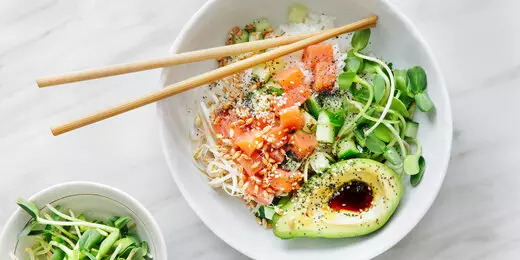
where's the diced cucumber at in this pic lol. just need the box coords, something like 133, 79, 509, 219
252, 63, 271, 83
266, 58, 285, 74
336, 139, 360, 159
249, 31, 263, 42
304, 96, 321, 119
302, 111, 317, 134
383, 146, 402, 165
316, 111, 335, 144
310, 152, 330, 174
373, 124, 392, 143
233, 29, 249, 44
288, 3, 309, 23
354, 128, 366, 147
405, 121, 419, 138
254, 18, 271, 33
327, 111, 345, 132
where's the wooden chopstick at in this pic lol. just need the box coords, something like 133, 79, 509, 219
51, 15, 377, 136
37, 24, 375, 88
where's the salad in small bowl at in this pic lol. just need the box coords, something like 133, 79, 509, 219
0, 182, 167, 260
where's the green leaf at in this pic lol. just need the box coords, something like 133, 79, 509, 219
112, 237, 137, 255
107, 216, 119, 227
338, 71, 356, 90
114, 216, 133, 229
415, 92, 434, 112
403, 154, 421, 175
345, 52, 364, 73
410, 156, 426, 186
351, 29, 371, 51
390, 97, 410, 117
16, 198, 40, 219
393, 69, 407, 93
373, 124, 392, 143
51, 248, 66, 260
365, 133, 386, 154
97, 230, 120, 259
78, 229, 104, 250
362, 61, 378, 74
398, 93, 415, 108
372, 74, 386, 103
407, 66, 427, 94
140, 241, 149, 256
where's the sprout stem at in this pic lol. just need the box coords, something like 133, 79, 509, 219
355, 52, 395, 136
37, 218, 118, 233
338, 79, 374, 137
383, 122, 407, 158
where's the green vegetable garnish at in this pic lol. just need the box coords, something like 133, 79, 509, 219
407, 66, 434, 112
13, 200, 151, 260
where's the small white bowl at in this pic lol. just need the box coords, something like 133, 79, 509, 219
0, 182, 167, 259
158, 0, 452, 259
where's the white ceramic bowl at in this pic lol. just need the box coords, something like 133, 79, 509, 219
0, 182, 167, 259
158, 0, 452, 259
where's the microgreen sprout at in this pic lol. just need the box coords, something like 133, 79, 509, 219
13, 199, 152, 260
407, 66, 434, 112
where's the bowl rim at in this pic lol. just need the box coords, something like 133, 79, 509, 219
0, 181, 168, 259
158, 0, 453, 259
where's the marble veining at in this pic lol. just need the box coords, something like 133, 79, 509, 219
1, 0, 520, 259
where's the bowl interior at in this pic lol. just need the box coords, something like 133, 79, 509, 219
158, 0, 452, 259
0, 182, 166, 259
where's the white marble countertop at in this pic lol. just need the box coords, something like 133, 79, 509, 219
1, 0, 519, 259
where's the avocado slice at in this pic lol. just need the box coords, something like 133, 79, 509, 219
272, 158, 402, 239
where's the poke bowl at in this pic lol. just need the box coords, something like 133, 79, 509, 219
158, 0, 452, 259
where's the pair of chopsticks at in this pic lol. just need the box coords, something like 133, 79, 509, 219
41, 16, 377, 136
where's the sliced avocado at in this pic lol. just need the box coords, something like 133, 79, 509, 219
273, 159, 402, 239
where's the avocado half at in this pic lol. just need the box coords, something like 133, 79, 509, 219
272, 158, 403, 239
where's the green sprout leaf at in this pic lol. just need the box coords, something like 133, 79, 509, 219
351, 29, 371, 51
50, 248, 66, 260
372, 74, 386, 103
365, 133, 386, 154
410, 156, 426, 186
78, 229, 104, 250
112, 237, 137, 256
97, 230, 120, 259
345, 51, 364, 73
393, 69, 407, 93
415, 92, 434, 112
403, 154, 421, 175
114, 216, 132, 229
338, 71, 356, 90
373, 124, 392, 143
16, 198, 40, 219
407, 66, 427, 94
362, 61, 378, 74
390, 97, 410, 117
